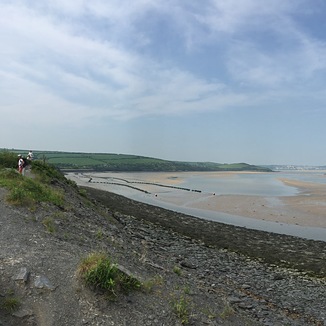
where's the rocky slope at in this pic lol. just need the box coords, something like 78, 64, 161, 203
0, 176, 325, 326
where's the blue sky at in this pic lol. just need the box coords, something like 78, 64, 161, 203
1, 1, 326, 165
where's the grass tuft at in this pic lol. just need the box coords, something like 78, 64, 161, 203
170, 294, 191, 324
1, 297, 20, 313
173, 266, 182, 276
220, 301, 235, 319
78, 252, 141, 296
42, 217, 56, 233
141, 275, 164, 293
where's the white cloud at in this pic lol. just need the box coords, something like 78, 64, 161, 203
1, 1, 248, 122
1, 0, 326, 127
226, 33, 326, 87
0, 70, 92, 126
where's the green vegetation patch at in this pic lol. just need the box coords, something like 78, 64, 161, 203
78, 252, 141, 296
31, 161, 68, 183
170, 294, 192, 324
42, 217, 56, 233
0, 168, 64, 207
0, 296, 20, 313
173, 266, 182, 276
0, 151, 17, 169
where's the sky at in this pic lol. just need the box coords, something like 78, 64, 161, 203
1, 0, 326, 166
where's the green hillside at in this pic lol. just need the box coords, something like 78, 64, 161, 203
1, 149, 272, 172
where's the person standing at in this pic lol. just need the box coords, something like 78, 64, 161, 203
18, 154, 25, 175
27, 150, 34, 161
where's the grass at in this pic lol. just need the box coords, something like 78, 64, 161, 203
170, 294, 191, 325
220, 301, 235, 319
173, 266, 182, 276
78, 252, 142, 296
0, 169, 64, 207
0, 154, 66, 208
0, 151, 17, 169
78, 188, 88, 197
42, 217, 56, 233
183, 285, 190, 295
96, 229, 104, 239
141, 275, 164, 293
31, 160, 71, 185
201, 307, 217, 320
1, 297, 20, 313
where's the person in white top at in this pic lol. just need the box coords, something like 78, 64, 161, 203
27, 150, 34, 161
18, 155, 25, 175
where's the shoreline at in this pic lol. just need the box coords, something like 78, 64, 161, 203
82, 186, 326, 278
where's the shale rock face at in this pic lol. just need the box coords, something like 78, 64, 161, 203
0, 182, 325, 326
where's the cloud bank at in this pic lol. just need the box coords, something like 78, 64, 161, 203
1, 0, 326, 126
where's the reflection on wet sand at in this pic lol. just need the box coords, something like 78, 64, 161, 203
66, 172, 326, 230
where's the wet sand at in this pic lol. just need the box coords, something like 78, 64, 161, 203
66, 171, 326, 229
161, 179, 326, 228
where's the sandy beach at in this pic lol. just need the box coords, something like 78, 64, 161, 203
67, 171, 326, 229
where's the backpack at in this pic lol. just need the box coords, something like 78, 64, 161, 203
23, 158, 28, 168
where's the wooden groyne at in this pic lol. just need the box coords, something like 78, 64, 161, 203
85, 175, 202, 194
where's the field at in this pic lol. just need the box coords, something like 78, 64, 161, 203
1, 149, 271, 172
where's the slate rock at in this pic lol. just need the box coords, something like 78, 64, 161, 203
34, 275, 56, 290
14, 267, 30, 282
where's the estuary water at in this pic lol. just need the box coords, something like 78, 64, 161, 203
68, 171, 326, 241
177, 171, 326, 196
176, 172, 298, 196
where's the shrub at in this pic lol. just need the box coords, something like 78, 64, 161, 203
31, 161, 66, 184
0, 151, 18, 169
